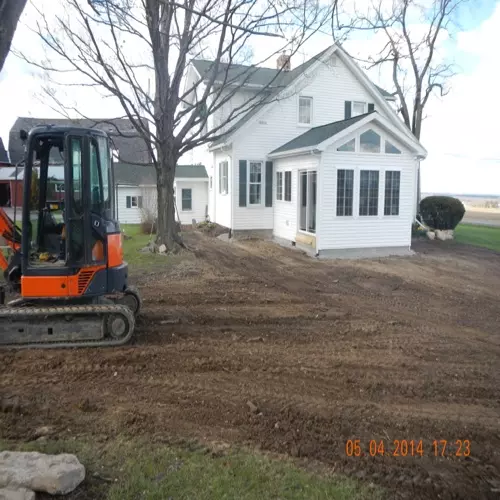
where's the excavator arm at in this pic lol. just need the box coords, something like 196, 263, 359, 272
0, 207, 21, 272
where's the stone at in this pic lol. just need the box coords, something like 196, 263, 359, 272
426, 231, 435, 240
0, 488, 35, 500
158, 244, 167, 254
246, 401, 259, 414
443, 229, 454, 240
0, 451, 85, 495
435, 230, 446, 241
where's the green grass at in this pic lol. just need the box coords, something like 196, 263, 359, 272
121, 224, 158, 267
0, 438, 381, 500
454, 223, 500, 252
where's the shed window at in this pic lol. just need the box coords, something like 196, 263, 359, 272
276, 172, 283, 200
360, 129, 381, 153
284, 171, 292, 201
219, 161, 228, 194
384, 171, 400, 215
181, 188, 192, 211
336, 169, 354, 216
359, 170, 379, 216
249, 161, 262, 205
126, 195, 142, 208
337, 138, 355, 152
385, 141, 401, 154
298, 96, 313, 125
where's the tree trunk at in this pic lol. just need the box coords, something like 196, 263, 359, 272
155, 148, 182, 251
0, 0, 28, 73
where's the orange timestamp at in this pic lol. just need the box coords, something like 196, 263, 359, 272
345, 439, 471, 457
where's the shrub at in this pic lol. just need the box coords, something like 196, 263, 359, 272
420, 196, 465, 230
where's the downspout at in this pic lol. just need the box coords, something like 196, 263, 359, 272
312, 149, 322, 257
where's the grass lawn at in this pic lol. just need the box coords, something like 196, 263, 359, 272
0, 438, 380, 500
454, 223, 500, 252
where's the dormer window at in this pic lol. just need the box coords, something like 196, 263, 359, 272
298, 96, 313, 125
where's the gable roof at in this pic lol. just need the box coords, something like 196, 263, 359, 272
114, 163, 207, 186
192, 46, 395, 148
9, 117, 151, 165
0, 138, 9, 164
269, 111, 427, 158
270, 112, 372, 155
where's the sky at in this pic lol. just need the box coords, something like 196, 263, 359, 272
0, 0, 499, 195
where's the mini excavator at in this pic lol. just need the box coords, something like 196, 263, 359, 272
0, 125, 141, 348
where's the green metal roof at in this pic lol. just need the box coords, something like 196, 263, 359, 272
114, 163, 207, 186
270, 112, 372, 155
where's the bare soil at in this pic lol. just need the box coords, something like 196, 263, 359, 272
1, 233, 500, 499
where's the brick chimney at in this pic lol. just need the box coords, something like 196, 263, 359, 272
277, 53, 291, 71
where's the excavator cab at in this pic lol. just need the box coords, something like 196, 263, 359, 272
0, 125, 140, 348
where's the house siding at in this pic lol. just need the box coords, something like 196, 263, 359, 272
232, 53, 391, 230
212, 150, 232, 228
273, 155, 319, 241
318, 128, 417, 251
175, 180, 208, 224
116, 186, 149, 224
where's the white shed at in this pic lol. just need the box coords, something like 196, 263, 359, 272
114, 163, 209, 225
269, 112, 427, 258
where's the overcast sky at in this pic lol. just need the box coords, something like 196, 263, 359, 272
0, 0, 498, 195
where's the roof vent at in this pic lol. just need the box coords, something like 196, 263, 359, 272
277, 53, 291, 72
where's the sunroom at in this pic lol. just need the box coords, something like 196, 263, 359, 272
268, 111, 427, 258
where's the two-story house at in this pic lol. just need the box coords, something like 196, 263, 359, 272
186, 44, 426, 257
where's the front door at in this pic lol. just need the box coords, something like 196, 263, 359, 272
299, 170, 317, 234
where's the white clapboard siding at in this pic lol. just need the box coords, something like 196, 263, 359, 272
232, 53, 391, 230
318, 125, 417, 251
175, 180, 208, 224
273, 155, 319, 241
212, 150, 232, 228
117, 186, 149, 224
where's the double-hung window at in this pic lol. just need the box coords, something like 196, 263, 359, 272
336, 169, 354, 216
219, 161, 228, 194
276, 172, 283, 200
384, 171, 400, 215
352, 101, 367, 117
181, 188, 192, 211
249, 161, 262, 205
298, 96, 313, 125
284, 171, 292, 201
359, 170, 379, 216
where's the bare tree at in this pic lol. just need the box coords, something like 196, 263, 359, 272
22, 0, 331, 250
332, 0, 466, 207
0, 0, 28, 72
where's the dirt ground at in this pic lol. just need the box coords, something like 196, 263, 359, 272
1, 233, 500, 499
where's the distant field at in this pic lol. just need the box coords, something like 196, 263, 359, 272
462, 208, 500, 227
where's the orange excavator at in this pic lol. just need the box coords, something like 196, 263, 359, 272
0, 125, 140, 348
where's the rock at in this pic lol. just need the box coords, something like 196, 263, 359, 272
158, 244, 167, 254
0, 488, 35, 500
443, 229, 454, 240
33, 426, 54, 439
0, 451, 85, 495
435, 230, 446, 241
426, 231, 435, 240
246, 401, 259, 414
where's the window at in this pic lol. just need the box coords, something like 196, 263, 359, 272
385, 141, 401, 154
284, 171, 292, 201
299, 171, 317, 233
384, 171, 400, 215
276, 172, 283, 200
360, 129, 381, 153
336, 169, 354, 216
337, 138, 355, 152
249, 161, 262, 205
298, 96, 313, 125
359, 170, 379, 216
182, 188, 192, 211
97, 136, 111, 209
352, 101, 366, 117
71, 138, 83, 211
126, 195, 142, 208
219, 161, 228, 194
90, 140, 103, 211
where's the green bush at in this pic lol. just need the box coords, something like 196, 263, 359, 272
420, 196, 465, 230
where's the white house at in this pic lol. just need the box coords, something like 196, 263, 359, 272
185, 44, 427, 257
114, 163, 208, 225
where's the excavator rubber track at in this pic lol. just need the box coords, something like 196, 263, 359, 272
0, 303, 135, 349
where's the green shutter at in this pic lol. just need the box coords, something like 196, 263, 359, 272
239, 160, 247, 207
344, 101, 351, 119
265, 161, 273, 207
368, 103, 375, 112
126, 196, 131, 208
